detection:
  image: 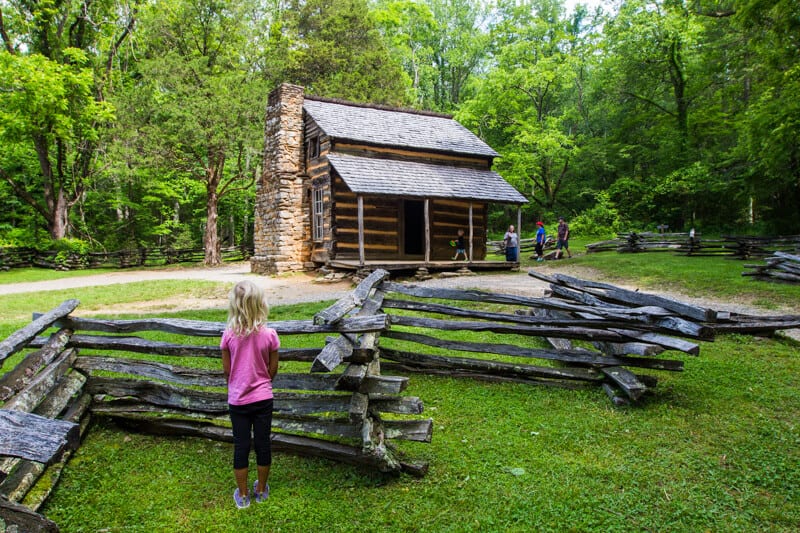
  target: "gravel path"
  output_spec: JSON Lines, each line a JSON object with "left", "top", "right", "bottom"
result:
{"left": 1, "top": 262, "right": 797, "bottom": 341}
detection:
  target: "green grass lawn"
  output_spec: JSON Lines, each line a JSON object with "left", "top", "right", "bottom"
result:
{"left": 0, "top": 254, "right": 798, "bottom": 532}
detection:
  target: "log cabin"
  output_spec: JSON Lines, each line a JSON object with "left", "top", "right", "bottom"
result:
{"left": 251, "top": 83, "right": 528, "bottom": 275}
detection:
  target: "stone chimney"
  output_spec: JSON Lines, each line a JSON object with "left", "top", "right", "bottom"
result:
{"left": 251, "top": 83, "right": 311, "bottom": 274}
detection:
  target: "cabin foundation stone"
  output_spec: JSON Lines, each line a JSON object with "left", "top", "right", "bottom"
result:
{"left": 251, "top": 83, "right": 312, "bottom": 275}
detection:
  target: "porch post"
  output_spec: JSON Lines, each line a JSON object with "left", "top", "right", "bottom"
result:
{"left": 517, "top": 206, "right": 522, "bottom": 261}
{"left": 424, "top": 198, "right": 431, "bottom": 263}
{"left": 468, "top": 202, "right": 474, "bottom": 262}
{"left": 358, "top": 195, "right": 365, "bottom": 266}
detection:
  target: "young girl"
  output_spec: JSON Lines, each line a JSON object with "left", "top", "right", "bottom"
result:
{"left": 221, "top": 280, "right": 280, "bottom": 509}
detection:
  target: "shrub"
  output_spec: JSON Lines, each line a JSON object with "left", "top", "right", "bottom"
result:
{"left": 570, "top": 192, "right": 625, "bottom": 237}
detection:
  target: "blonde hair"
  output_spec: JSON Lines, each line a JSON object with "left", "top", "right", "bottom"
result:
{"left": 227, "top": 280, "right": 269, "bottom": 336}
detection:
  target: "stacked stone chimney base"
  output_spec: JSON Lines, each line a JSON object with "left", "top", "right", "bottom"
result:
{"left": 251, "top": 83, "right": 311, "bottom": 275}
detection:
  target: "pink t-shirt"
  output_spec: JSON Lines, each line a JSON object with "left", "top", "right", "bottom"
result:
{"left": 220, "top": 326, "right": 280, "bottom": 406}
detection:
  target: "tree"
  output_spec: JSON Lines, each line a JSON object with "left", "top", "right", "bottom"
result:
{"left": 372, "top": 0, "right": 438, "bottom": 106}
{"left": 280, "top": 0, "right": 410, "bottom": 105}
{"left": 730, "top": 0, "right": 800, "bottom": 231}
{"left": 0, "top": 1, "right": 136, "bottom": 240}
{"left": 458, "top": 0, "right": 598, "bottom": 219}
{"left": 133, "top": 0, "right": 266, "bottom": 265}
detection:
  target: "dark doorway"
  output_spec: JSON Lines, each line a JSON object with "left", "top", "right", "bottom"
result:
{"left": 403, "top": 200, "right": 425, "bottom": 256}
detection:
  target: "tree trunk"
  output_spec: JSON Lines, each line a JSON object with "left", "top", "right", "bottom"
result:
{"left": 50, "top": 188, "right": 69, "bottom": 240}
{"left": 204, "top": 188, "right": 220, "bottom": 266}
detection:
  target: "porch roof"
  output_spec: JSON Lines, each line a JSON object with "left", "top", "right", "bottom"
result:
{"left": 327, "top": 153, "right": 528, "bottom": 205}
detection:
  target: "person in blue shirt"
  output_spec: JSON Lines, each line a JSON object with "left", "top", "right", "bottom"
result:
{"left": 535, "top": 221, "right": 546, "bottom": 262}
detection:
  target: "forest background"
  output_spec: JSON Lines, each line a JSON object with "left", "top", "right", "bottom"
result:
{"left": 1, "top": 0, "right": 798, "bottom": 266}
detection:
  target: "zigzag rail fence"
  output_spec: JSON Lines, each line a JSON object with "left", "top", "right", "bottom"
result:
{"left": 2, "top": 269, "right": 799, "bottom": 530}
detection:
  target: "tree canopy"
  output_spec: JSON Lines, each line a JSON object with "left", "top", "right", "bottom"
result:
{"left": 1, "top": 0, "right": 798, "bottom": 254}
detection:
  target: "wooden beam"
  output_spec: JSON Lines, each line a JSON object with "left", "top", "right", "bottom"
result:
{"left": 0, "top": 498, "right": 59, "bottom": 533}
{"left": 424, "top": 198, "right": 431, "bottom": 263}
{"left": 41, "top": 314, "right": 389, "bottom": 337}
{"left": 601, "top": 366, "right": 649, "bottom": 401}
{"left": 469, "top": 202, "right": 474, "bottom": 261}
{"left": 3, "top": 349, "right": 77, "bottom": 413}
{"left": 0, "top": 410, "right": 79, "bottom": 464}
{"left": 75, "top": 356, "right": 344, "bottom": 391}
{"left": 380, "top": 348, "right": 603, "bottom": 382}
{"left": 358, "top": 195, "right": 365, "bottom": 266}
{"left": 314, "top": 269, "right": 389, "bottom": 325}
{"left": 0, "top": 329, "right": 73, "bottom": 401}
{"left": 381, "top": 330, "right": 683, "bottom": 371}
{"left": 0, "top": 299, "right": 79, "bottom": 366}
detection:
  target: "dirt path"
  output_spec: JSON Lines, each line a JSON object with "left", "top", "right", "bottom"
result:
{"left": 1, "top": 262, "right": 797, "bottom": 342}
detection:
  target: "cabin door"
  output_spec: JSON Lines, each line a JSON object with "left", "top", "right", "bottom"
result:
{"left": 402, "top": 200, "right": 425, "bottom": 257}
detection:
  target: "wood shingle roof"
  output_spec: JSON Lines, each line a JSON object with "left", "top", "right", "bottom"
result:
{"left": 327, "top": 153, "right": 528, "bottom": 204}
{"left": 303, "top": 98, "right": 499, "bottom": 159}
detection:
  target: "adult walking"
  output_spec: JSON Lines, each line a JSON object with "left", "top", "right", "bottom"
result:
{"left": 555, "top": 216, "right": 572, "bottom": 259}
{"left": 503, "top": 225, "right": 519, "bottom": 262}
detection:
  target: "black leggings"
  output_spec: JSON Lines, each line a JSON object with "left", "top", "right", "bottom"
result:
{"left": 229, "top": 399, "right": 273, "bottom": 469}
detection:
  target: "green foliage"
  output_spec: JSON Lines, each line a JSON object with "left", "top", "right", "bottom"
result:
{"left": 0, "top": 0, "right": 132, "bottom": 240}
{"left": 2, "top": 0, "right": 800, "bottom": 249}
{"left": 281, "top": 0, "right": 411, "bottom": 105}
{"left": 570, "top": 191, "right": 624, "bottom": 237}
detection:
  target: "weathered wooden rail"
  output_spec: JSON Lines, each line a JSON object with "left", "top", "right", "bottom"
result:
{"left": 586, "top": 233, "right": 800, "bottom": 259}
{"left": 743, "top": 251, "right": 800, "bottom": 284}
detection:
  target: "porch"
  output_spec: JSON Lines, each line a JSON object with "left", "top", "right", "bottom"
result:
{"left": 327, "top": 259, "right": 520, "bottom": 272}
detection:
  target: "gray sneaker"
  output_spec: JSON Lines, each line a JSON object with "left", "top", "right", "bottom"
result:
{"left": 233, "top": 487, "right": 250, "bottom": 509}
{"left": 253, "top": 480, "right": 270, "bottom": 503}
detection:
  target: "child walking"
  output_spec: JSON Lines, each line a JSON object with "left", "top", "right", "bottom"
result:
{"left": 221, "top": 280, "right": 280, "bottom": 509}
{"left": 452, "top": 229, "right": 468, "bottom": 261}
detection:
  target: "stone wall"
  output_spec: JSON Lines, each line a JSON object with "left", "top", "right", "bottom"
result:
{"left": 251, "top": 84, "right": 312, "bottom": 274}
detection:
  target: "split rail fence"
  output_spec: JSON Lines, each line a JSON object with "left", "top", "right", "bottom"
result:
{"left": 0, "top": 244, "right": 252, "bottom": 271}
{"left": 586, "top": 233, "right": 800, "bottom": 259}
{"left": 0, "top": 271, "right": 429, "bottom": 531}
{"left": 743, "top": 251, "right": 800, "bottom": 284}
{"left": 3, "top": 269, "right": 799, "bottom": 530}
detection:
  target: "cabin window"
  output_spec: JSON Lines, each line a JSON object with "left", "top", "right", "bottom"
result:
{"left": 307, "top": 135, "right": 320, "bottom": 160}
{"left": 312, "top": 187, "right": 324, "bottom": 241}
